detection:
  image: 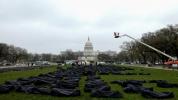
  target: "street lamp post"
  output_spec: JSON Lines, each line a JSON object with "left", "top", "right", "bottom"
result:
{"left": 114, "top": 32, "right": 177, "bottom": 61}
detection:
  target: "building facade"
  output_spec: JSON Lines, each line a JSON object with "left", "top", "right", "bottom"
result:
{"left": 79, "top": 37, "right": 97, "bottom": 64}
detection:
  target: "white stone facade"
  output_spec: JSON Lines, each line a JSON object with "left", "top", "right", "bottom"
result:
{"left": 80, "top": 37, "right": 97, "bottom": 63}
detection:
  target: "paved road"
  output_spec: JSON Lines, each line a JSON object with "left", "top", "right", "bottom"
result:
{"left": 126, "top": 64, "right": 178, "bottom": 71}
{"left": 0, "top": 65, "right": 31, "bottom": 69}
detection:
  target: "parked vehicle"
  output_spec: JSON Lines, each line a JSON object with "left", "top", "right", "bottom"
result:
{"left": 164, "top": 59, "right": 178, "bottom": 69}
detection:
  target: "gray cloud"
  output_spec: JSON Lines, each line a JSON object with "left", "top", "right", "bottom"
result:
{"left": 0, "top": 0, "right": 178, "bottom": 54}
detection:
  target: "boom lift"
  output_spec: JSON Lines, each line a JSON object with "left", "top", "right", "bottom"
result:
{"left": 114, "top": 32, "right": 178, "bottom": 68}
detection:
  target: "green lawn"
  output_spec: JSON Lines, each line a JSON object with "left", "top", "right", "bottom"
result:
{"left": 0, "top": 65, "right": 178, "bottom": 100}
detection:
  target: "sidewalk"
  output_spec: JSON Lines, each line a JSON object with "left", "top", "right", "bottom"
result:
{"left": 0, "top": 65, "right": 28, "bottom": 69}
{"left": 126, "top": 64, "right": 178, "bottom": 71}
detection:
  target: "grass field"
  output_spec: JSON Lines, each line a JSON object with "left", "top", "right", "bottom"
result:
{"left": 0, "top": 65, "right": 178, "bottom": 100}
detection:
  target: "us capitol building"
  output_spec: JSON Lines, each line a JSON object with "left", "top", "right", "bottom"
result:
{"left": 78, "top": 37, "right": 98, "bottom": 64}
{"left": 61, "top": 37, "right": 117, "bottom": 65}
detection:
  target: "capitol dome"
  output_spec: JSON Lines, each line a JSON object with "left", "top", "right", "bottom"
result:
{"left": 84, "top": 37, "right": 93, "bottom": 50}
{"left": 78, "top": 37, "right": 97, "bottom": 64}
{"left": 84, "top": 37, "right": 94, "bottom": 57}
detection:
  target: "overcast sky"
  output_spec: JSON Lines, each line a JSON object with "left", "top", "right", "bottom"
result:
{"left": 0, "top": 0, "right": 178, "bottom": 54}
